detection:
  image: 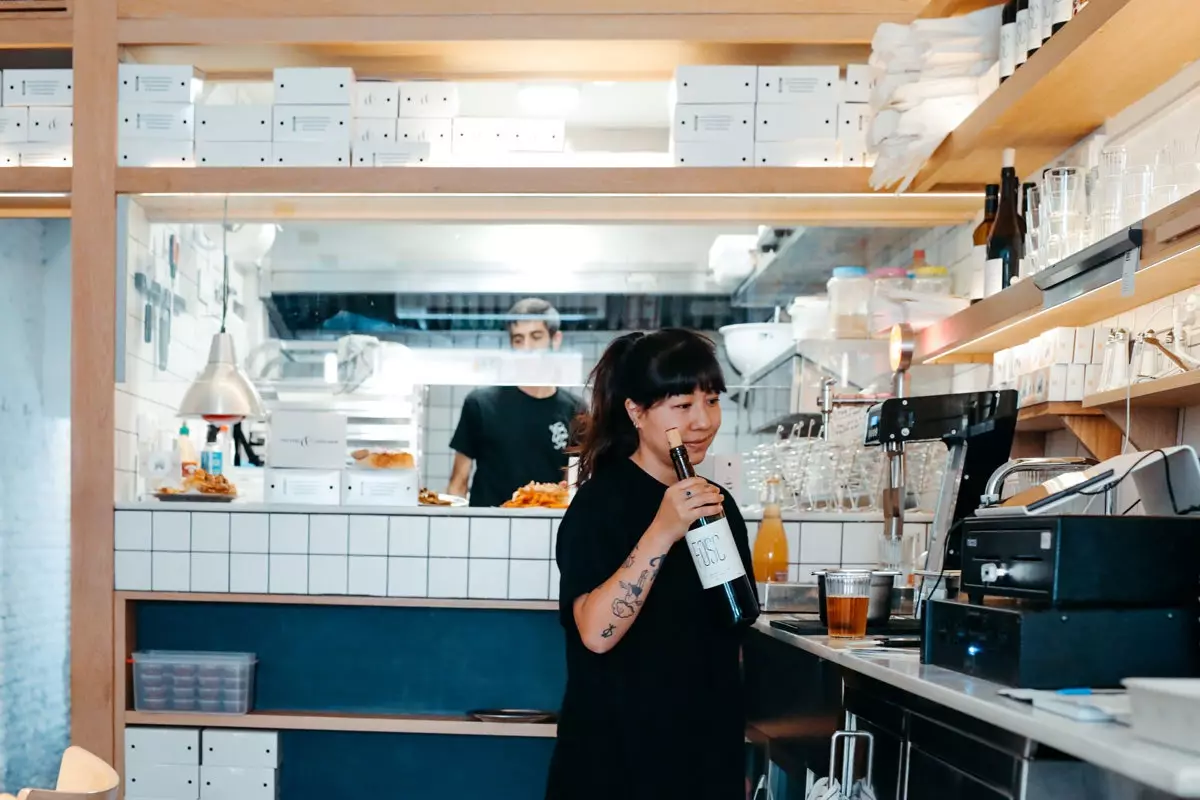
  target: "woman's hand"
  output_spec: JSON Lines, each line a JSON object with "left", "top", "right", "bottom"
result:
{"left": 650, "top": 477, "right": 725, "bottom": 542}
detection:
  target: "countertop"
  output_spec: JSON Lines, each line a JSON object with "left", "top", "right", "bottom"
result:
{"left": 754, "top": 617, "right": 1200, "bottom": 798}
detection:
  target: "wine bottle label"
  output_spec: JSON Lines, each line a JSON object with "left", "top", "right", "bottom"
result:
{"left": 984, "top": 257, "right": 1004, "bottom": 298}
{"left": 1052, "top": 0, "right": 1072, "bottom": 24}
{"left": 999, "top": 23, "right": 1016, "bottom": 78}
{"left": 685, "top": 517, "right": 747, "bottom": 590}
{"left": 1029, "top": 0, "right": 1045, "bottom": 44}
{"left": 969, "top": 244, "right": 987, "bottom": 300}
{"left": 1041, "top": 0, "right": 1053, "bottom": 39}
{"left": 1016, "top": 9, "right": 1029, "bottom": 63}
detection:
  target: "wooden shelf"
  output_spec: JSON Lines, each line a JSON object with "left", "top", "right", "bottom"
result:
{"left": 917, "top": 0, "right": 997, "bottom": 18}
{"left": 1015, "top": 401, "right": 1103, "bottom": 432}
{"left": 124, "top": 710, "right": 557, "bottom": 738}
{"left": 117, "top": 592, "right": 557, "bottom": 611}
{"left": 1015, "top": 401, "right": 1124, "bottom": 459}
{"left": 0, "top": 168, "right": 71, "bottom": 217}
{"left": 913, "top": 0, "right": 1200, "bottom": 190}
{"left": 0, "top": 15, "right": 71, "bottom": 48}
{"left": 1083, "top": 370, "right": 1200, "bottom": 409}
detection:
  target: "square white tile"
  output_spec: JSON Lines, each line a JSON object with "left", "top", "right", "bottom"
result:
{"left": 510, "top": 519, "right": 551, "bottom": 559}
{"left": 796, "top": 564, "right": 823, "bottom": 585}
{"left": 191, "top": 513, "right": 231, "bottom": 553}
{"left": 309, "top": 515, "right": 349, "bottom": 555}
{"left": 191, "top": 553, "right": 230, "bottom": 592}
{"left": 115, "top": 551, "right": 151, "bottom": 590}
{"left": 230, "top": 514, "right": 269, "bottom": 553}
{"left": 152, "top": 512, "right": 191, "bottom": 551}
{"left": 349, "top": 516, "right": 389, "bottom": 555}
{"left": 152, "top": 552, "right": 190, "bottom": 591}
{"left": 788, "top": 564, "right": 801, "bottom": 583}
{"left": 428, "top": 558, "right": 468, "bottom": 598}
{"left": 841, "top": 522, "right": 879, "bottom": 564}
{"left": 551, "top": 518, "right": 562, "bottom": 557}
{"left": 270, "top": 514, "right": 309, "bottom": 554}
{"left": 549, "top": 561, "right": 561, "bottom": 601}
{"left": 269, "top": 554, "right": 308, "bottom": 594}
{"left": 799, "top": 522, "right": 842, "bottom": 565}
{"left": 388, "top": 557, "right": 428, "bottom": 597}
{"left": 230, "top": 554, "right": 269, "bottom": 593}
{"left": 309, "top": 555, "right": 349, "bottom": 595}
{"left": 784, "top": 522, "right": 801, "bottom": 563}
{"left": 115, "top": 510, "right": 152, "bottom": 550}
{"left": 468, "top": 559, "right": 508, "bottom": 599}
{"left": 389, "top": 516, "right": 430, "bottom": 556}
{"left": 508, "top": 560, "right": 549, "bottom": 600}
{"left": 469, "top": 518, "right": 509, "bottom": 558}
{"left": 429, "top": 517, "right": 469, "bottom": 557}
{"left": 349, "top": 556, "right": 387, "bottom": 596}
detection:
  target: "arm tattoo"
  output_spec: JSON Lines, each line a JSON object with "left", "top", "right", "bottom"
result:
{"left": 600, "top": 624, "right": 615, "bottom": 638}
{"left": 611, "top": 569, "right": 650, "bottom": 619}
{"left": 649, "top": 553, "right": 667, "bottom": 579}
{"left": 623, "top": 545, "right": 638, "bottom": 569}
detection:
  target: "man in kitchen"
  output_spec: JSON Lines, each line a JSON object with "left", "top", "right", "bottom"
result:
{"left": 448, "top": 298, "right": 586, "bottom": 507}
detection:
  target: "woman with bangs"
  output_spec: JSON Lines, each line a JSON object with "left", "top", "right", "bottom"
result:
{"left": 545, "top": 329, "right": 755, "bottom": 800}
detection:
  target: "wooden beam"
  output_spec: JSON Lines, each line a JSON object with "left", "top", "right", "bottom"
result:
{"left": 918, "top": 0, "right": 1000, "bottom": 18}
{"left": 0, "top": 167, "right": 71, "bottom": 193}
{"left": 1061, "top": 414, "right": 1125, "bottom": 460}
{"left": 0, "top": 18, "right": 71, "bottom": 47}
{"left": 70, "top": 0, "right": 118, "bottom": 766}
{"left": 1101, "top": 407, "right": 1180, "bottom": 451}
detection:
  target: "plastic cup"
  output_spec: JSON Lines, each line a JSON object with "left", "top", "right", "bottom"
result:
{"left": 824, "top": 570, "right": 872, "bottom": 639}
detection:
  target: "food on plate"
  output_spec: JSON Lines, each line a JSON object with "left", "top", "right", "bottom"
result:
{"left": 351, "top": 449, "right": 415, "bottom": 470}
{"left": 159, "top": 469, "right": 237, "bottom": 496}
{"left": 501, "top": 481, "right": 570, "bottom": 509}
{"left": 418, "top": 488, "right": 452, "bottom": 506}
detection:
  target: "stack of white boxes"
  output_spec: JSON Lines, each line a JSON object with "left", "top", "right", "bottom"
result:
{"left": 992, "top": 327, "right": 1103, "bottom": 406}
{"left": 447, "top": 86, "right": 566, "bottom": 163}
{"left": 125, "top": 727, "right": 280, "bottom": 800}
{"left": 195, "top": 103, "right": 273, "bottom": 167}
{"left": 272, "top": 67, "right": 353, "bottom": 167}
{"left": 353, "top": 80, "right": 435, "bottom": 167}
{"left": 753, "top": 66, "right": 840, "bottom": 167}
{"left": 837, "top": 64, "right": 874, "bottom": 168}
{"left": 118, "top": 65, "right": 203, "bottom": 167}
{"left": 670, "top": 66, "right": 757, "bottom": 167}
{"left": 396, "top": 82, "right": 455, "bottom": 164}
{"left": 0, "top": 68, "right": 73, "bottom": 167}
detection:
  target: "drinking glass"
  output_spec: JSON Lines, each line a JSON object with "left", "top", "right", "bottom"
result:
{"left": 1094, "top": 147, "right": 1127, "bottom": 241}
{"left": 1042, "top": 166, "right": 1088, "bottom": 266}
{"left": 824, "top": 571, "right": 872, "bottom": 639}
{"left": 1153, "top": 144, "right": 1183, "bottom": 213}
{"left": 1122, "top": 165, "right": 1155, "bottom": 228}
{"left": 1023, "top": 184, "right": 1043, "bottom": 275}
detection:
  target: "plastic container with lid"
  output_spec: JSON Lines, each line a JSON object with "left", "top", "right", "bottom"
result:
{"left": 870, "top": 267, "right": 910, "bottom": 335}
{"left": 133, "top": 651, "right": 256, "bottom": 714}
{"left": 827, "top": 266, "right": 871, "bottom": 339}
{"left": 912, "top": 265, "right": 952, "bottom": 295}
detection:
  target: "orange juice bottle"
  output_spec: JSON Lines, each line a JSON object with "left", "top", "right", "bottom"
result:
{"left": 752, "top": 477, "right": 789, "bottom": 582}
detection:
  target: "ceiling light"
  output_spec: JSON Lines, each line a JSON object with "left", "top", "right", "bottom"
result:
{"left": 517, "top": 84, "right": 581, "bottom": 115}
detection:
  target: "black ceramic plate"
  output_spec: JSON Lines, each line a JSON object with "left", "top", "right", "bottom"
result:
{"left": 468, "top": 709, "right": 557, "bottom": 724}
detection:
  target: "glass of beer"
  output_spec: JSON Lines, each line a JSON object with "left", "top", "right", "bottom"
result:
{"left": 824, "top": 571, "right": 872, "bottom": 639}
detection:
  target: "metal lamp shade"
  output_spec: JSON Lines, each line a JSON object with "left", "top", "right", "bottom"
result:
{"left": 178, "top": 332, "right": 264, "bottom": 422}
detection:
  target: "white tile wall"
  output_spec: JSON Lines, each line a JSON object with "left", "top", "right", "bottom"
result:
{"left": 230, "top": 554, "right": 268, "bottom": 593}
{"left": 510, "top": 518, "right": 552, "bottom": 559}
{"left": 349, "top": 556, "right": 388, "bottom": 596}
{"left": 191, "top": 513, "right": 230, "bottom": 553}
{"left": 308, "top": 515, "right": 349, "bottom": 555}
{"left": 269, "top": 515, "right": 308, "bottom": 554}
{"left": 349, "top": 516, "right": 389, "bottom": 556}
{"left": 308, "top": 555, "right": 349, "bottom": 595}
{"left": 231, "top": 514, "right": 269, "bottom": 553}
{"left": 389, "top": 516, "right": 429, "bottom": 556}
{"left": 468, "top": 559, "right": 508, "bottom": 599}
{"left": 191, "top": 553, "right": 230, "bottom": 592}
{"left": 268, "top": 554, "right": 308, "bottom": 594}
{"left": 468, "top": 518, "right": 509, "bottom": 558}
{"left": 428, "top": 558, "right": 468, "bottom": 597}
{"left": 429, "top": 517, "right": 469, "bottom": 557}
{"left": 798, "top": 522, "right": 843, "bottom": 565}
{"left": 388, "top": 557, "right": 428, "bottom": 597}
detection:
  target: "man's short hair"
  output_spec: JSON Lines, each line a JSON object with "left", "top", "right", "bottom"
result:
{"left": 508, "top": 297, "right": 561, "bottom": 336}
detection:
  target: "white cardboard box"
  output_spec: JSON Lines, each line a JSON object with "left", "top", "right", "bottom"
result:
{"left": 264, "top": 468, "right": 342, "bottom": 505}
{"left": 844, "top": 64, "right": 874, "bottom": 103}
{"left": 754, "top": 100, "right": 837, "bottom": 141}
{"left": 200, "top": 766, "right": 275, "bottom": 800}
{"left": 672, "top": 103, "right": 755, "bottom": 143}
{"left": 269, "top": 411, "right": 347, "bottom": 468}
{"left": 0, "top": 147, "right": 17, "bottom": 167}
{"left": 353, "top": 117, "right": 397, "bottom": 146}
{"left": 273, "top": 67, "right": 355, "bottom": 105}
{"left": 0, "top": 107, "right": 27, "bottom": 143}
{"left": 273, "top": 104, "right": 351, "bottom": 142}
{"left": 195, "top": 105, "right": 273, "bottom": 142}
{"left": 202, "top": 731, "right": 280, "bottom": 769}
{"left": 270, "top": 141, "right": 350, "bottom": 167}
{"left": 756, "top": 66, "right": 840, "bottom": 105}
{"left": 754, "top": 139, "right": 839, "bottom": 167}
{"left": 1084, "top": 363, "right": 1102, "bottom": 396}
{"left": 341, "top": 468, "right": 419, "bottom": 506}
{"left": 126, "top": 727, "right": 201, "bottom": 767}
{"left": 840, "top": 143, "right": 871, "bottom": 167}
{"left": 672, "top": 140, "right": 753, "bottom": 167}
{"left": 195, "top": 141, "right": 272, "bottom": 167}
{"left": 3, "top": 69, "right": 72, "bottom": 107}
{"left": 673, "top": 65, "right": 758, "bottom": 104}
{"left": 352, "top": 141, "right": 431, "bottom": 167}
{"left": 354, "top": 81, "right": 400, "bottom": 118}
{"left": 28, "top": 107, "right": 71, "bottom": 143}
{"left": 1091, "top": 326, "right": 1110, "bottom": 365}
{"left": 1044, "top": 327, "right": 1075, "bottom": 365}
{"left": 1066, "top": 363, "right": 1086, "bottom": 401}
{"left": 396, "top": 118, "right": 452, "bottom": 157}
{"left": 1046, "top": 364, "right": 1069, "bottom": 402}
{"left": 397, "top": 81, "right": 459, "bottom": 118}
{"left": 1073, "top": 326, "right": 1094, "bottom": 364}
{"left": 18, "top": 143, "right": 70, "bottom": 167}
{"left": 119, "top": 64, "right": 204, "bottom": 104}
{"left": 510, "top": 118, "right": 565, "bottom": 153}
{"left": 838, "top": 102, "right": 871, "bottom": 142}
{"left": 119, "top": 102, "right": 195, "bottom": 140}
{"left": 119, "top": 140, "right": 194, "bottom": 167}
{"left": 124, "top": 763, "right": 199, "bottom": 799}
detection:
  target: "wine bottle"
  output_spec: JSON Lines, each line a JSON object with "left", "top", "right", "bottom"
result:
{"left": 999, "top": 0, "right": 1017, "bottom": 82}
{"left": 752, "top": 477, "right": 788, "bottom": 583}
{"left": 1051, "top": 0, "right": 1072, "bottom": 33}
{"left": 1015, "top": 0, "right": 1030, "bottom": 67}
{"left": 1018, "top": 181, "right": 1035, "bottom": 279}
{"left": 985, "top": 149, "right": 1024, "bottom": 296}
{"left": 666, "top": 428, "right": 760, "bottom": 628}
{"left": 1027, "top": 0, "right": 1043, "bottom": 57}
{"left": 969, "top": 184, "right": 999, "bottom": 299}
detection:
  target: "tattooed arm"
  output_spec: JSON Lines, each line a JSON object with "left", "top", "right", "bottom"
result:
{"left": 572, "top": 476, "right": 724, "bottom": 654}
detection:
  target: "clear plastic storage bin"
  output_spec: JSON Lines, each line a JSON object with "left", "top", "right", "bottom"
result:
{"left": 827, "top": 266, "right": 872, "bottom": 339}
{"left": 133, "top": 651, "right": 257, "bottom": 714}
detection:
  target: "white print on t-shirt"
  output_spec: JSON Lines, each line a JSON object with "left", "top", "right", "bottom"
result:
{"left": 549, "top": 421, "right": 569, "bottom": 451}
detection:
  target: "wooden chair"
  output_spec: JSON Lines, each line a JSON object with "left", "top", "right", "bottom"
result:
{"left": 0, "top": 747, "right": 119, "bottom": 800}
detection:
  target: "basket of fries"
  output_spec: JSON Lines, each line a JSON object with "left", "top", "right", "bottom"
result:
{"left": 501, "top": 481, "right": 570, "bottom": 509}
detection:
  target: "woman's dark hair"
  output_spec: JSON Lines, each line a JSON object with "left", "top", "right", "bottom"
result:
{"left": 575, "top": 328, "right": 726, "bottom": 484}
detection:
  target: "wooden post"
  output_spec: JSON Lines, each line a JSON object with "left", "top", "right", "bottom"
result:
{"left": 71, "top": 0, "right": 119, "bottom": 764}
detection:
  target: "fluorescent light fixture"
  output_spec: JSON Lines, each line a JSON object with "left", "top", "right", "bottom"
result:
{"left": 517, "top": 84, "right": 581, "bottom": 115}
{"left": 137, "top": 191, "right": 983, "bottom": 200}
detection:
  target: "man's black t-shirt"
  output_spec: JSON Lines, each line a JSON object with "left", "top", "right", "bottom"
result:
{"left": 449, "top": 386, "right": 584, "bottom": 507}
{"left": 546, "top": 457, "right": 754, "bottom": 800}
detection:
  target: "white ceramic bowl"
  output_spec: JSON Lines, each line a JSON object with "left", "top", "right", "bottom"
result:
{"left": 719, "top": 323, "right": 794, "bottom": 376}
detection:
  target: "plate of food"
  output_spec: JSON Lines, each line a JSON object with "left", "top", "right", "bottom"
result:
{"left": 155, "top": 470, "right": 238, "bottom": 502}
{"left": 350, "top": 449, "right": 416, "bottom": 470}
{"left": 419, "top": 488, "right": 467, "bottom": 507}
{"left": 502, "top": 481, "right": 570, "bottom": 509}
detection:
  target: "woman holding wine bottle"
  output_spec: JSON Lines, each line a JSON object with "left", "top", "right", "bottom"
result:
{"left": 545, "top": 328, "right": 759, "bottom": 800}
